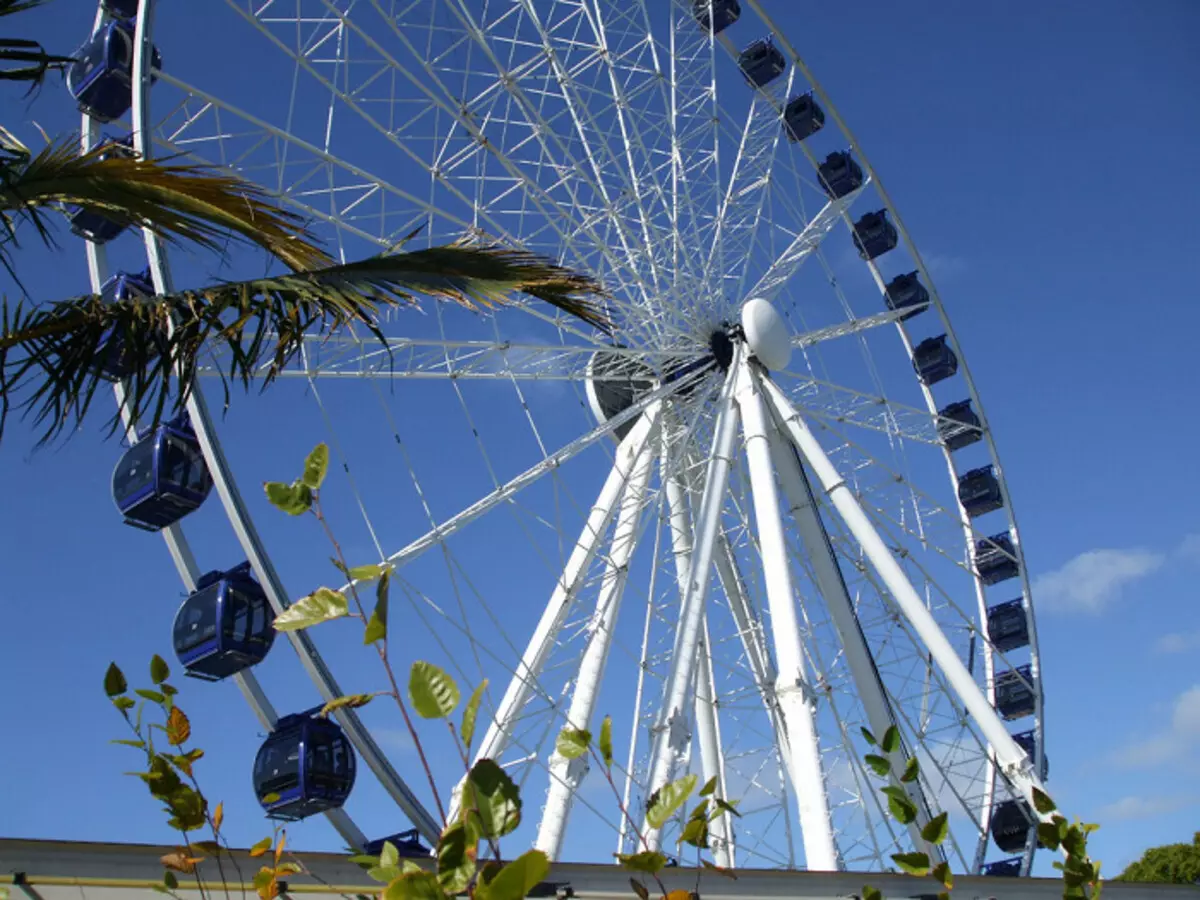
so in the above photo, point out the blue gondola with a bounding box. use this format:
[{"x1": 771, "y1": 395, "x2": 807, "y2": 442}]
[
  {"x1": 983, "y1": 857, "x2": 1023, "y2": 877},
  {"x1": 363, "y1": 829, "x2": 428, "y2": 858},
  {"x1": 884, "y1": 271, "x2": 929, "y2": 321},
  {"x1": 692, "y1": 0, "x2": 740, "y2": 33},
  {"x1": 253, "y1": 709, "x2": 357, "y2": 820},
  {"x1": 1013, "y1": 729, "x2": 1049, "y2": 780},
  {"x1": 975, "y1": 531, "x2": 1019, "y2": 585},
  {"x1": 937, "y1": 399, "x2": 981, "y2": 451},
  {"x1": 818, "y1": 151, "x2": 863, "y2": 200},
  {"x1": 852, "y1": 209, "x2": 898, "y2": 260},
  {"x1": 912, "y1": 334, "x2": 958, "y2": 386},
  {"x1": 173, "y1": 562, "x2": 275, "y2": 681},
  {"x1": 738, "y1": 38, "x2": 786, "y2": 87},
  {"x1": 990, "y1": 800, "x2": 1037, "y2": 854},
  {"x1": 957, "y1": 465, "x2": 1003, "y2": 518},
  {"x1": 102, "y1": 0, "x2": 141, "y2": 17},
  {"x1": 113, "y1": 415, "x2": 212, "y2": 531},
  {"x1": 986, "y1": 598, "x2": 1029, "y2": 653},
  {"x1": 783, "y1": 93, "x2": 824, "y2": 142},
  {"x1": 93, "y1": 269, "x2": 156, "y2": 381},
  {"x1": 68, "y1": 136, "x2": 136, "y2": 243},
  {"x1": 995, "y1": 665, "x2": 1036, "y2": 720},
  {"x1": 67, "y1": 20, "x2": 161, "y2": 123}
]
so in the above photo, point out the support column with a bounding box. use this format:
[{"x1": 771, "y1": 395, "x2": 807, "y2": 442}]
[{"x1": 736, "y1": 359, "x2": 838, "y2": 871}]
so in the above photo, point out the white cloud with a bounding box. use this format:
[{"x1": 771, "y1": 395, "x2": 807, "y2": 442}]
[
  {"x1": 923, "y1": 253, "x2": 968, "y2": 280},
  {"x1": 1032, "y1": 548, "x2": 1165, "y2": 614},
  {"x1": 1178, "y1": 534, "x2": 1200, "y2": 561},
  {"x1": 1113, "y1": 685, "x2": 1200, "y2": 768},
  {"x1": 1096, "y1": 794, "x2": 1198, "y2": 822},
  {"x1": 1155, "y1": 630, "x2": 1200, "y2": 654}
]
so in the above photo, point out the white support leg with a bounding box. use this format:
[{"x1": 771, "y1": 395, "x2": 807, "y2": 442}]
[
  {"x1": 736, "y1": 359, "x2": 838, "y2": 871},
  {"x1": 767, "y1": 417, "x2": 941, "y2": 863},
  {"x1": 644, "y1": 353, "x2": 742, "y2": 848},
  {"x1": 535, "y1": 429, "x2": 658, "y2": 860},
  {"x1": 759, "y1": 377, "x2": 1049, "y2": 813},
  {"x1": 459, "y1": 409, "x2": 661, "y2": 821},
  {"x1": 664, "y1": 451, "x2": 734, "y2": 868}
]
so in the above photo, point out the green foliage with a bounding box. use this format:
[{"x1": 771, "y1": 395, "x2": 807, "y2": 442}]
[
  {"x1": 364, "y1": 569, "x2": 392, "y2": 644},
  {"x1": 301, "y1": 443, "x2": 329, "y2": 490},
  {"x1": 921, "y1": 812, "x2": 949, "y2": 845},
  {"x1": 864, "y1": 753, "x2": 891, "y2": 777},
  {"x1": 616, "y1": 850, "x2": 668, "y2": 875},
  {"x1": 264, "y1": 480, "x2": 313, "y2": 516},
  {"x1": 461, "y1": 680, "x2": 487, "y2": 750},
  {"x1": 461, "y1": 759, "x2": 522, "y2": 839},
  {"x1": 880, "y1": 725, "x2": 900, "y2": 753},
  {"x1": 598, "y1": 714, "x2": 613, "y2": 768},
  {"x1": 318, "y1": 693, "x2": 381, "y2": 717},
  {"x1": 104, "y1": 662, "x2": 127, "y2": 698},
  {"x1": 150, "y1": 655, "x2": 170, "y2": 685},
  {"x1": 435, "y1": 823, "x2": 475, "y2": 894},
  {"x1": 273, "y1": 587, "x2": 349, "y2": 631},
  {"x1": 555, "y1": 727, "x2": 591, "y2": 760},
  {"x1": 890, "y1": 851, "x2": 930, "y2": 876},
  {"x1": 1116, "y1": 831, "x2": 1200, "y2": 885},
  {"x1": 475, "y1": 850, "x2": 549, "y2": 900},
  {"x1": 646, "y1": 772, "x2": 698, "y2": 829},
  {"x1": 409, "y1": 661, "x2": 460, "y2": 719}
]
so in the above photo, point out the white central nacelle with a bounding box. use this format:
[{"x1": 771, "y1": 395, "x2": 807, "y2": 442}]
[{"x1": 741, "y1": 297, "x2": 792, "y2": 371}]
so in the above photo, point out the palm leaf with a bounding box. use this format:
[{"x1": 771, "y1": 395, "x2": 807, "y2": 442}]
[
  {"x1": 0, "y1": 139, "x2": 334, "y2": 272},
  {"x1": 0, "y1": 245, "x2": 609, "y2": 444}
]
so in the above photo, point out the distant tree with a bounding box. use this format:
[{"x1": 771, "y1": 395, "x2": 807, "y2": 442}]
[{"x1": 1116, "y1": 831, "x2": 1200, "y2": 885}]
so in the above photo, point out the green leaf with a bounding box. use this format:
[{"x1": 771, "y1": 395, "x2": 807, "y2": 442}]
[
  {"x1": 900, "y1": 756, "x2": 920, "y2": 784},
  {"x1": 164, "y1": 872, "x2": 178, "y2": 891},
  {"x1": 931, "y1": 861, "x2": 953, "y2": 890},
  {"x1": 462, "y1": 759, "x2": 522, "y2": 838},
  {"x1": 347, "y1": 854, "x2": 378, "y2": 869},
  {"x1": 476, "y1": 850, "x2": 548, "y2": 900},
  {"x1": 367, "y1": 866, "x2": 401, "y2": 884},
  {"x1": 890, "y1": 851, "x2": 931, "y2": 876},
  {"x1": 112, "y1": 695, "x2": 136, "y2": 711},
  {"x1": 319, "y1": 693, "x2": 380, "y2": 717},
  {"x1": 379, "y1": 841, "x2": 399, "y2": 870},
  {"x1": 713, "y1": 796, "x2": 742, "y2": 818},
  {"x1": 461, "y1": 679, "x2": 487, "y2": 750},
  {"x1": 111, "y1": 738, "x2": 146, "y2": 749},
  {"x1": 864, "y1": 753, "x2": 891, "y2": 777},
  {"x1": 628, "y1": 879, "x2": 650, "y2": 900},
  {"x1": 701, "y1": 860, "x2": 737, "y2": 879},
  {"x1": 599, "y1": 714, "x2": 613, "y2": 768},
  {"x1": 136, "y1": 689, "x2": 166, "y2": 703},
  {"x1": 435, "y1": 822, "x2": 475, "y2": 895},
  {"x1": 556, "y1": 727, "x2": 591, "y2": 760},
  {"x1": 679, "y1": 815, "x2": 708, "y2": 849},
  {"x1": 160, "y1": 683, "x2": 178, "y2": 697},
  {"x1": 1038, "y1": 822, "x2": 1062, "y2": 851},
  {"x1": 615, "y1": 851, "x2": 667, "y2": 875},
  {"x1": 862, "y1": 887, "x2": 881, "y2": 900},
  {"x1": 646, "y1": 772, "x2": 698, "y2": 829},
  {"x1": 699, "y1": 775, "x2": 718, "y2": 798},
  {"x1": 273, "y1": 588, "x2": 349, "y2": 632},
  {"x1": 1031, "y1": 786, "x2": 1057, "y2": 815},
  {"x1": 104, "y1": 662, "x2": 127, "y2": 697},
  {"x1": 882, "y1": 787, "x2": 918, "y2": 825},
  {"x1": 860, "y1": 727, "x2": 878, "y2": 747},
  {"x1": 150, "y1": 654, "x2": 170, "y2": 685},
  {"x1": 409, "y1": 661, "x2": 460, "y2": 719},
  {"x1": 383, "y1": 871, "x2": 445, "y2": 900},
  {"x1": 349, "y1": 563, "x2": 388, "y2": 581},
  {"x1": 302, "y1": 443, "x2": 329, "y2": 490},
  {"x1": 880, "y1": 725, "x2": 900, "y2": 754},
  {"x1": 364, "y1": 570, "x2": 390, "y2": 644},
  {"x1": 921, "y1": 812, "x2": 949, "y2": 845},
  {"x1": 263, "y1": 480, "x2": 313, "y2": 516}
]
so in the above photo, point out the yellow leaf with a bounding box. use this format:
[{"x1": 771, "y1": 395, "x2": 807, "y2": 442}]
[
  {"x1": 665, "y1": 892, "x2": 692, "y2": 900},
  {"x1": 161, "y1": 851, "x2": 202, "y2": 874},
  {"x1": 213, "y1": 802, "x2": 224, "y2": 832},
  {"x1": 249, "y1": 837, "x2": 272, "y2": 858},
  {"x1": 166, "y1": 706, "x2": 191, "y2": 747},
  {"x1": 275, "y1": 831, "x2": 286, "y2": 864}
]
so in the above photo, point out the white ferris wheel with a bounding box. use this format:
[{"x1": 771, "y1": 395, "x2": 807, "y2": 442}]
[{"x1": 71, "y1": 0, "x2": 1049, "y2": 878}]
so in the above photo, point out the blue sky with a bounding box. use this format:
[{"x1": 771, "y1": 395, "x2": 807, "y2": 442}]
[{"x1": 2, "y1": 0, "x2": 1199, "y2": 880}]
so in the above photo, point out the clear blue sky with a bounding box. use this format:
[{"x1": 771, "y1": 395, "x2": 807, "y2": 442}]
[{"x1": 2, "y1": 0, "x2": 1199, "y2": 879}]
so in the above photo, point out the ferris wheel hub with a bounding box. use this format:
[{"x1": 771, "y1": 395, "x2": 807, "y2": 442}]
[{"x1": 740, "y1": 297, "x2": 792, "y2": 371}]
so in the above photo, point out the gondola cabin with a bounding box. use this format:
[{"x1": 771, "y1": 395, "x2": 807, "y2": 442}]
[
  {"x1": 585, "y1": 348, "x2": 656, "y2": 442},
  {"x1": 994, "y1": 664, "x2": 1036, "y2": 720},
  {"x1": 852, "y1": 209, "x2": 899, "y2": 261},
  {"x1": 112, "y1": 415, "x2": 213, "y2": 530},
  {"x1": 883, "y1": 271, "x2": 929, "y2": 321},
  {"x1": 1013, "y1": 729, "x2": 1049, "y2": 780},
  {"x1": 783, "y1": 93, "x2": 824, "y2": 142},
  {"x1": 173, "y1": 561, "x2": 274, "y2": 681},
  {"x1": 67, "y1": 19, "x2": 161, "y2": 122},
  {"x1": 102, "y1": 0, "x2": 141, "y2": 16},
  {"x1": 93, "y1": 269, "x2": 155, "y2": 381},
  {"x1": 68, "y1": 136, "x2": 136, "y2": 243},
  {"x1": 818, "y1": 151, "x2": 864, "y2": 200},
  {"x1": 983, "y1": 858, "x2": 1022, "y2": 877},
  {"x1": 693, "y1": 0, "x2": 740, "y2": 34},
  {"x1": 990, "y1": 799, "x2": 1037, "y2": 854},
  {"x1": 986, "y1": 598, "x2": 1029, "y2": 653},
  {"x1": 254, "y1": 710, "x2": 357, "y2": 820},
  {"x1": 912, "y1": 334, "x2": 958, "y2": 386},
  {"x1": 975, "y1": 531, "x2": 1019, "y2": 585},
  {"x1": 737, "y1": 38, "x2": 786, "y2": 87},
  {"x1": 957, "y1": 465, "x2": 1004, "y2": 518},
  {"x1": 363, "y1": 829, "x2": 428, "y2": 858},
  {"x1": 936, "y1": 399, "x2": 982, "y2": 451}
]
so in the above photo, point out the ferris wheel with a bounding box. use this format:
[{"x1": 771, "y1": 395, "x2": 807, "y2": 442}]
[{"x1": 71, "y1": 0, "x2": 1050, "y2": 877}]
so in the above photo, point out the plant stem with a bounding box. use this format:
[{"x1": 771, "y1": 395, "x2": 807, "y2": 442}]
[
  {"x1": 586, "y1": 746, "x2": 668, "y2": 897},
  {"x1": 312, "y1": 498, "x2": 447, "y2": 825}
]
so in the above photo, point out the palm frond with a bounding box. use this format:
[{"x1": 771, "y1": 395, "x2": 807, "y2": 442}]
[
  {"x1": 0, "y1": 244, "x2": 609, "y2": 445},
  {"x1": 0, "y1": 0, "x2": 51, "y2": 16},
  {"x1": 0, "y1": 139, "x2": 334, "y2": 271},
  {"x1": 0, "y1": 38, "x2": 74, "y2": 86}
]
